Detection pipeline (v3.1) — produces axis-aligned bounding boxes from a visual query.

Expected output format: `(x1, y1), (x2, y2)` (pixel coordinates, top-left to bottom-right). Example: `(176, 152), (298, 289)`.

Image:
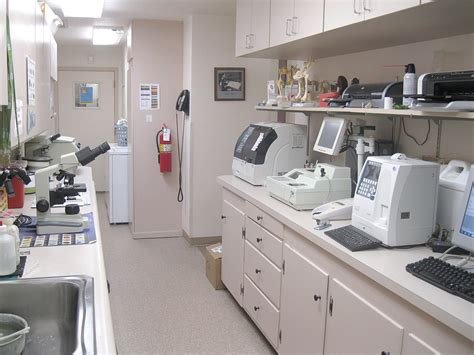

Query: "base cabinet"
(402, 333), (441, 355)
(324, 278), (404, 355)
(278, 244), (328, 354)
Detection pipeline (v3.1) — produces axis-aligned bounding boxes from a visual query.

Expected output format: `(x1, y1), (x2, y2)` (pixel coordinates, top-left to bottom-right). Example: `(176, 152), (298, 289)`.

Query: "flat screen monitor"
(313, 117), (347, 156)
(452, 166), (474, 253)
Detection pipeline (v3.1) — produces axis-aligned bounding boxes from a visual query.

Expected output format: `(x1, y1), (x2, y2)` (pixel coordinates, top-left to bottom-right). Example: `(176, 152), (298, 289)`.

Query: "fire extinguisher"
(156, 125), (172, 173)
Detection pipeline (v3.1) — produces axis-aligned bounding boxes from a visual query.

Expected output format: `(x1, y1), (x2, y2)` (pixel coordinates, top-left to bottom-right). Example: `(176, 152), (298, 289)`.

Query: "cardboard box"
(204, 243), (226, 290)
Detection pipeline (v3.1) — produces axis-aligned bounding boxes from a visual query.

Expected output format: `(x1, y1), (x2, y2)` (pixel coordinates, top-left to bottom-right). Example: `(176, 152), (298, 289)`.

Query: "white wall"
(182, 14), (277, 239)
(58, 45), (125, 118)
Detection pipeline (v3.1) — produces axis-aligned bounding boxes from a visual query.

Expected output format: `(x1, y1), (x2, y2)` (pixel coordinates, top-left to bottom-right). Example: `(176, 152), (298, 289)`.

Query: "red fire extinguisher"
(156, 125), (172, 173)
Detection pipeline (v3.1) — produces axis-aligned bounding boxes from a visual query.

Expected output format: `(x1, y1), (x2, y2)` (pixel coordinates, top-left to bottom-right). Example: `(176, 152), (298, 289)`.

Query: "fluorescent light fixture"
(61, 0), (104, 18)
(93, 27), (124, 46)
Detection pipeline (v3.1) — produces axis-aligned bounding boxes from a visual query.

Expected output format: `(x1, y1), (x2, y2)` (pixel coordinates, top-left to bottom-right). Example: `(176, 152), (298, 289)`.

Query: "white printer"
(232, 122), (307, 186)
(352, 154), (440, 246)
(266, 163), (351, 210)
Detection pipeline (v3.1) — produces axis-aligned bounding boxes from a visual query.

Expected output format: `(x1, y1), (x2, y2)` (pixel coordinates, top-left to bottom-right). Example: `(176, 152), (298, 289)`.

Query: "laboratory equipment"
(329, 82), (403, 108)
(35, 142), (110, 235)
(313, 117), (348, 156)
(451, 165), (474, 253)
(351, 154), (439, 247)
(437, 160), (471, 234)
(403, 63), (416, 106)
(266, 164), (351, 210)
(232, 122), (307, 186)
(106, 144), (130, 224)
(325, 225), (381, 252)
(24, 134), (79, 171)
(406, 257), (473, 303)
(312, 198), (353, 230)
(0, 224), (19, 276)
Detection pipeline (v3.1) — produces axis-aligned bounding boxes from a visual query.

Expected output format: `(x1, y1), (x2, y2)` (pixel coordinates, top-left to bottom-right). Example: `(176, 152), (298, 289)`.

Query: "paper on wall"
(139, 83), (160, 110)
(26, 56), (35, 106)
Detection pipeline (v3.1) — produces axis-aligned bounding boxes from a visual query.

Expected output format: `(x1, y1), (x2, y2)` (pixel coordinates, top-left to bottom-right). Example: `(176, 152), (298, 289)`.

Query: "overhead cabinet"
(235, 0), (270, 56)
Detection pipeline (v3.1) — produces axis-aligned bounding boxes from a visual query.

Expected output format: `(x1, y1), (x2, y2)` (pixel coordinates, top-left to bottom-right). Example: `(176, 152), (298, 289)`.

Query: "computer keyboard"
(325, 225), (382, 251)
(406, 257), (474, 303)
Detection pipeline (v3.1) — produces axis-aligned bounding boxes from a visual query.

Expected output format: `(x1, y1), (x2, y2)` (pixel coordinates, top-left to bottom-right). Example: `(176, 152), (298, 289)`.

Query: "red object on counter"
(7, 176), (25, 209)
(319, 92), (340, 107)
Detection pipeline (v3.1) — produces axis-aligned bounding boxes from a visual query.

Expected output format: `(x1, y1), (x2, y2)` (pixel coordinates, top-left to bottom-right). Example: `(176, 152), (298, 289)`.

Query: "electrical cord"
(175, 112), (186, 202)
(401, 117), (431, 146)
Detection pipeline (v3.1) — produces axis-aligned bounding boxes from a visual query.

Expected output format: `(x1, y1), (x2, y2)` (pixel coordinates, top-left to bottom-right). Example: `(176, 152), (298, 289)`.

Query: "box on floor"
(204, 243), (225, 290)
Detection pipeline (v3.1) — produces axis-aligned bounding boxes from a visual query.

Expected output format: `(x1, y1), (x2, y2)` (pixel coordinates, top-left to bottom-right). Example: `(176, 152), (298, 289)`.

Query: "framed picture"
(214, 67), (245, 101)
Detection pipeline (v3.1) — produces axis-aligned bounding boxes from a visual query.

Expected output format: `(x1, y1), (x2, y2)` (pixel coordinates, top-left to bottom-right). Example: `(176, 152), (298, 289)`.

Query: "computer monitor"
(452, 166), (474, 253)
(313, 117), (347, 156)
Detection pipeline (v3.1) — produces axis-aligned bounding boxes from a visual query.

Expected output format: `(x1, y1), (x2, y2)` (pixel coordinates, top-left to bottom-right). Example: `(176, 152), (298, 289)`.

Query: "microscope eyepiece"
(75, 142), (111, 166)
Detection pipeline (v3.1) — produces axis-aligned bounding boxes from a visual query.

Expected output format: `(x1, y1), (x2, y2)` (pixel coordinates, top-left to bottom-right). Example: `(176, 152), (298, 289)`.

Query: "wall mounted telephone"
(176, 89), (190, 116)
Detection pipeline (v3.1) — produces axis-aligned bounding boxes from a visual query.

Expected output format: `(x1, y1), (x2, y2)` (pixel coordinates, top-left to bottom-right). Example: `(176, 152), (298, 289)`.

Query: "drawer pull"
(256, 237), (262, 243)
(254, 306), (260, 311)
(255, 268), (262, 274)
(221, 215), (226, 219)
(256, 216), (263, 221)
(313, 294), (321, 302)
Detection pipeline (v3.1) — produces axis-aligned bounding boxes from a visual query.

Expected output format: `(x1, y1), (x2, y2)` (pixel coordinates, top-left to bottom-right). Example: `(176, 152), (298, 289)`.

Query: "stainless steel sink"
(0, 275), (96, 355)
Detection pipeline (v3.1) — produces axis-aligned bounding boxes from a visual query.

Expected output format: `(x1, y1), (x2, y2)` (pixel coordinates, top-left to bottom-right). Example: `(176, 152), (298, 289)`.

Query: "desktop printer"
(352, 154), (439, 247)
(414, 69), (474, 111)
(232, 122), (307, 186)
(329, 82), (403, 108)
(266, 164), (351, 210)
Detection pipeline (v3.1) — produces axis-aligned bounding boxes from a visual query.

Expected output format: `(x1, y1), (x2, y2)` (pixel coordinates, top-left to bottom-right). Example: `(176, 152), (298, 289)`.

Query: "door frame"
(57, 66), (119, 124)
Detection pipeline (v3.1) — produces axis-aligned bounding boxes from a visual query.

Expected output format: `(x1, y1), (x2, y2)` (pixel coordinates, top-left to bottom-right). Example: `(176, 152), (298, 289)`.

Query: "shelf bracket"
(433, 119), (442, 158)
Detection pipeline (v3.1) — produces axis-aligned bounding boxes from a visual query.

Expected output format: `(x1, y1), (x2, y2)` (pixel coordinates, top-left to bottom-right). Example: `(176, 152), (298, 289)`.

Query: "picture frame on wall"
(214, 67), (245, 101)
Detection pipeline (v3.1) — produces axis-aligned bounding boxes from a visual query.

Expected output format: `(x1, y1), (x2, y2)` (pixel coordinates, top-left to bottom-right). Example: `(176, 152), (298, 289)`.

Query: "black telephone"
(176, 89), (190, 116)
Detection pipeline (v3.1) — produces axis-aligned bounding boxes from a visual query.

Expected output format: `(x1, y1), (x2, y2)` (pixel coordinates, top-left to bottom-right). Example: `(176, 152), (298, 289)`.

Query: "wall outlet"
(145, 114), (152, 123)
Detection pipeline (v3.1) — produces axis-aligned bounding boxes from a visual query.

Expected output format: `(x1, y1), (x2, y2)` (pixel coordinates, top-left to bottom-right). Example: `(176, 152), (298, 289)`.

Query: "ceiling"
(46, 0), (236, 45)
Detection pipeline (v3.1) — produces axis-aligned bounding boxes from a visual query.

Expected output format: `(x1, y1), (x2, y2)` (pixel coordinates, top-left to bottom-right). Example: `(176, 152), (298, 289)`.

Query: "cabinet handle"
(353, 0), (362, 14)
(256, 237), (262, 243)
(286, 19), (292, 36)
(245, 34), (250, 49)
(254, 306), (260, 311)
(291, 16), (298, 35)
(256, 215), (263, 221)
(221, 215), (226, 219)
(381, 352), (391, 355)
(363, 0), (372, 12)
(249, 33), (255, 49)
(313, 294), (321, 302)
(329, 296), (334, 316)
(255, 268), (262, 274)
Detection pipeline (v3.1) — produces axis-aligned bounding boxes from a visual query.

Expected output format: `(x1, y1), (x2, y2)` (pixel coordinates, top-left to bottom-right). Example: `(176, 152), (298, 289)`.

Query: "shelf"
(255, 106), (474, 121)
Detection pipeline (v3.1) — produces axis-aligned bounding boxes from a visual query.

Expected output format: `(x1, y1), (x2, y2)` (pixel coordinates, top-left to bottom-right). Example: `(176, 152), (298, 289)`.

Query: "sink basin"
(0, 275), (95, 355)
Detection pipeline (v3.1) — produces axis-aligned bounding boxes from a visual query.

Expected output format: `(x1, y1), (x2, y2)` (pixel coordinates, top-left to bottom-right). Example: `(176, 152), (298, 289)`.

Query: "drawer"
(246, 217), (282, 267)
(243, 275), (280, 349)
(244, 241), (282, 307)
(245, 201), (283, 237)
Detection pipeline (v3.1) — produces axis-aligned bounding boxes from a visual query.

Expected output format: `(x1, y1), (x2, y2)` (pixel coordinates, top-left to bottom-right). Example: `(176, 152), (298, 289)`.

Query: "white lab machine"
(352, 154), (440, 247)
(105, 144), (130, 224)
(451, 166), (474, 253)
(266, 164), (351, 210)
(437, 160), (471, 233)
(313, 117), (348, 155)
(232, 122), (307, 186)
(312, 198), (354, 229)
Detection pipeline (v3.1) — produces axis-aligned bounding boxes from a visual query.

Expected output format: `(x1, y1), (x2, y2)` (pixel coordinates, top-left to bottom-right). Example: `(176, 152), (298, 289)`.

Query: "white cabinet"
(325, 278), (404, 355)
(270, 0), (324, 46)
(106, 144), (130, 224)
(324, 0), (420, 31)
(221, 199), (246, 306)
(402, 333), (441, 355)
(0, 0), (7, 106)
(278, 244), (328, 355)
(235, 0), (270, 56)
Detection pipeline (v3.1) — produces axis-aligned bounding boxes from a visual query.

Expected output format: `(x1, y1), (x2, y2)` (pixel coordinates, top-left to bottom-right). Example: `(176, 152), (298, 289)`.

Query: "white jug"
(0, 224), (20, 276)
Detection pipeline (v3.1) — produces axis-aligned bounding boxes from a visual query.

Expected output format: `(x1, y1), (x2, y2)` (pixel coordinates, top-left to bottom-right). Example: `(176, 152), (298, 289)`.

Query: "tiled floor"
(98, 193), (275, 354)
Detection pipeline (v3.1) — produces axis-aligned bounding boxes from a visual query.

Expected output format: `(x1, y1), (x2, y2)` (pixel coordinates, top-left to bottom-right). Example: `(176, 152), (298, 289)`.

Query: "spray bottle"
(403, 63), (416, 107)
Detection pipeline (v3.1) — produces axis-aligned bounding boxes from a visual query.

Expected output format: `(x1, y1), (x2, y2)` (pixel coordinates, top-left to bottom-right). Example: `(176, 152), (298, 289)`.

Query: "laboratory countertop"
(15, 167), (116, 354)
(217, 175), (474, 341)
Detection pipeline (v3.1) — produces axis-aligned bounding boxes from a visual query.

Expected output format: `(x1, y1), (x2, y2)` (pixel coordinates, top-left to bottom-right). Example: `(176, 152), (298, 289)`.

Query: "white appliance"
(313, 117), (348, 156)
(266, 163), (351, 210)
(452, 166), (474, 253)
(352, 154), (439, 247)
(232, 122), (307, 186)
(437, 160), (471, 233)
(105, 144), (130, 224)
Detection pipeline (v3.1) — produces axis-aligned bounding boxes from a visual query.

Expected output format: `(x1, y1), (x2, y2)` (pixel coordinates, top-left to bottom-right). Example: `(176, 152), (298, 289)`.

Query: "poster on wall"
(12, 99), (23, 138)
(139, 83), (160, 110)
(27, 109), (36, 134)
(26, 56), (36, 106)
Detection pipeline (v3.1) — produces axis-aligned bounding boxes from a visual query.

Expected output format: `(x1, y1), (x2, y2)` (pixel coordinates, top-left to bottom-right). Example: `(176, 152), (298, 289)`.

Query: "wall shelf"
(255, 106), (474, 122)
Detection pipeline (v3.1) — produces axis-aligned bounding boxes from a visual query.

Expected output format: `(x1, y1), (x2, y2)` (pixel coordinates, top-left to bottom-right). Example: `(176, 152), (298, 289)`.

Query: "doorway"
(58, 69), (116, 191)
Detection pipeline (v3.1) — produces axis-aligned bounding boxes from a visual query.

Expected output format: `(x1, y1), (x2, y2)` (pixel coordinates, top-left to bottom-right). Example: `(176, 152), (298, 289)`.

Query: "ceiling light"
(93, 27), (124, 46)
(61, 0), (104, 18)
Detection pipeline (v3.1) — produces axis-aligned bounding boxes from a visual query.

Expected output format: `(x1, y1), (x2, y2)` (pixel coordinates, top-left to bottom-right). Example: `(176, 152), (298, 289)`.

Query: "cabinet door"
(292, 0), (324, 40)
(278, 244), (328, 355)
(250, 0), (270, 52)
(221, 200), (246, 306)
(325, 278), (404, 355)
(363, 0), (420, 20)
(269, 0), (294, 46)
(324, 0), (364, 31)
(402, 333), (441, 355)
(235, 0), (252, 56)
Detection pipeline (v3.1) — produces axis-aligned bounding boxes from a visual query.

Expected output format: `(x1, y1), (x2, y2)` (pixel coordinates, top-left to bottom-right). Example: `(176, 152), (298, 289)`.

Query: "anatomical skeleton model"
(293, 60), (315, 102)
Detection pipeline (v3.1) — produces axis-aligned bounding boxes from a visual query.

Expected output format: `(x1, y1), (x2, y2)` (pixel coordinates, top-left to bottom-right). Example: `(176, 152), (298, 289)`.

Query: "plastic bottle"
(0, 223), (19, 276)
(403, 63), (416, 106)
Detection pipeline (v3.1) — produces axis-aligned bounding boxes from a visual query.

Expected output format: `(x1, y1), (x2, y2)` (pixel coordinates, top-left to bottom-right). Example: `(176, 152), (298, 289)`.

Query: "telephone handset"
(176, 89), (190, 116)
